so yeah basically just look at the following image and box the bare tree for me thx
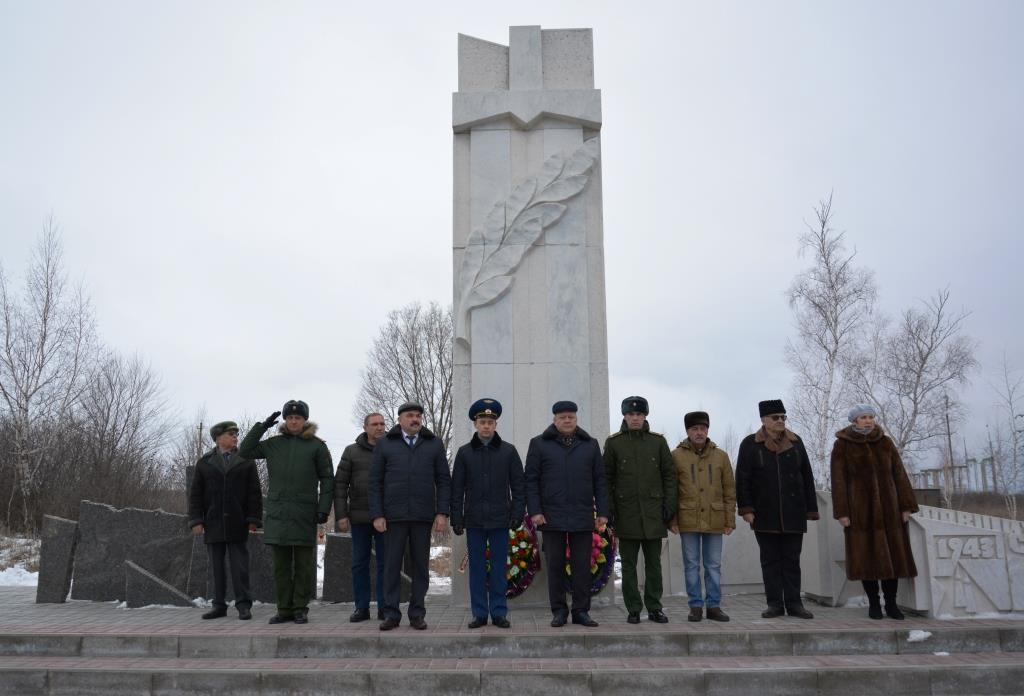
[0,221,96,530]
[785,193,877,487]
[353,303,454,452]
[849,289,978,485]
[988,356,1023,518]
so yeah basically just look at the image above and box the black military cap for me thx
[469,398,502,420]
[621,396,649,415]
[552,400,578,414]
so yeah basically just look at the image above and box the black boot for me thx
[862,580,883,620]
[882,578,904,620]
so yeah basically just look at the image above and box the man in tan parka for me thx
[669,411,736,622]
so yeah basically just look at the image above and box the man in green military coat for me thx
[604,396,677,624]
[239,399,334,625]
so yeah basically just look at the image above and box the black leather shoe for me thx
[268,614,293,624]
[786,605,814,619]
[202,608,227,620]
[377,609,386,620]
[409,617,428,630]
[379,617,400,631]
[550,614,568,627]
[468,616,487,629]
[761,606,785,618]
[627,612,640,624]
[688,607,703,622]
[706,607,730,622]
[237,607,252,621]
[293,610,309,624]
[647,609,669,624]
[350,608,371,622]
[572,612,599,627]
[492,616,511,629]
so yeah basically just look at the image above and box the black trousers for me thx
[754,532,804,609]
[208,540,251,610]
[382,521,431,621]
[862,578,899,601]
[542,530,592,617]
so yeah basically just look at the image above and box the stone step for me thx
[1,653,1023,695]
[1,625,1021,660]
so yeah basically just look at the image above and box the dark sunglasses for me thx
[768,415,787,422]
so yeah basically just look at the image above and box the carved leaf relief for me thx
[455,137,600,346]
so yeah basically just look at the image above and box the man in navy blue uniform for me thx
[451,398,526,629]
[525,401,609,628]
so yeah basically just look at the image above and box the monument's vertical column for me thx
[452,26,610,605]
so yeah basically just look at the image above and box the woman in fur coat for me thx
[830,404,919,619]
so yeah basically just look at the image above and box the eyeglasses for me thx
[768,415,787,422]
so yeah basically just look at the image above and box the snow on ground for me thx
[0,564,37,587]
[317,542,326,593]
[907,630,932,642]
[0,536,40,587]
[842,595,871,608]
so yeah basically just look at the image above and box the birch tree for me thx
[785,194,877,486]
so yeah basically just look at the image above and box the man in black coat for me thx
[450,398,525,629]
[525,401,609,628]
[369,402,451,631]
[188,421,263,620]
[735,399,820,619]
[334,412,388,622]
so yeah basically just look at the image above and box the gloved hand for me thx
[262,411,281,429]
[452,524,464,536]
[662,506,674,524]
[317,512,329,524]
[509,516,521,532]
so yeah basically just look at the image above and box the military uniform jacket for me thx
[450,432,526,530]
[238,421,334,546]
[603,420,677,540]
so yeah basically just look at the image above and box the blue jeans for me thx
[467,527,509,619]
[350,522,387,611]
[681,532,723,608]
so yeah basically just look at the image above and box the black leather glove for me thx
[509,517,521,532]
[662,506,674,524]
[452,524,464,536]
[317,512,328,524]
[261,411,281,429]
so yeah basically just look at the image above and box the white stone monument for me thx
[450,26,611,606]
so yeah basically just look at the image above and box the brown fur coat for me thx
[830,426,919,580]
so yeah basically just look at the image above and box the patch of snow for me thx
[430,546,450,559]
[933,651,950,656]
[842,595,871,608]
[192,597,212,608]
[907,630,932,642]
[317,543,326,592]
[0,563,38,587]
[115,601,128,609]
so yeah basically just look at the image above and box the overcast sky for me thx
[1,1,1021,466]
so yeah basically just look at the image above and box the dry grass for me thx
[0,533,40,573]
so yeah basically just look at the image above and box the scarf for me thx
[755,426,797,454]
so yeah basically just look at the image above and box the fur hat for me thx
[758,399,786,418]
[684,411,709,430]
[209,421,238,441]
[282,400,309,420]
[552,400,578,414]
[621,396,649,415]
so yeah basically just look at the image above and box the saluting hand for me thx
[261,411,281,429]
